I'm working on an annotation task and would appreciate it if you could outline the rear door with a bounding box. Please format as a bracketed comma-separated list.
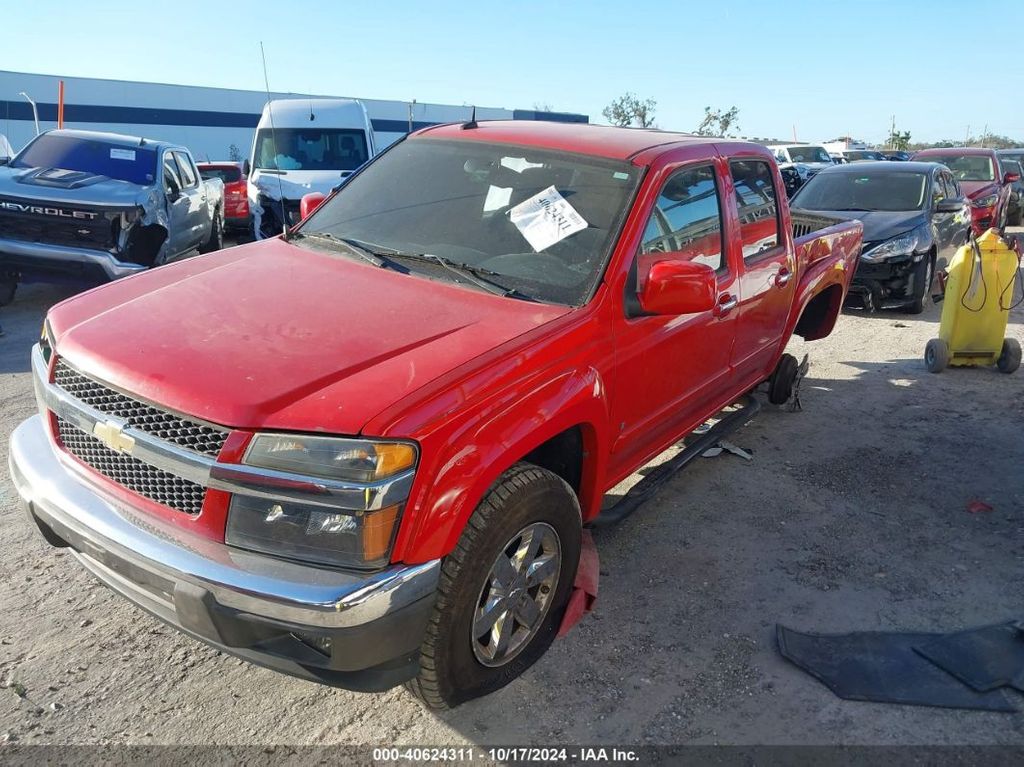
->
[172, 151, 206, 249]
[610, 155, 740, 471]
[726, 156, 795, 382]
[162, 151, 192, 257]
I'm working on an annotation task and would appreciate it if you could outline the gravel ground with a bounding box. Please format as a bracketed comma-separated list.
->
[1, 235, 1023, 749]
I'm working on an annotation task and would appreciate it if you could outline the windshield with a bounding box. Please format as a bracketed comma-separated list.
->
[787, 146, 831, 164]
[793, 171, 928, 211]
[847, 151, 885, 161]
[300, 139, 642, 305]
[926, 154, 995, 182]
[254, 128, 368, 171]
[12, 133, 157, 185]
[198, 166, 242, 183]
[999, 152, 1024, 164]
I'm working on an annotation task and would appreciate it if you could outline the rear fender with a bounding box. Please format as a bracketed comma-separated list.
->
[391, 367, 610, 564]
[788, 223, 862, 341]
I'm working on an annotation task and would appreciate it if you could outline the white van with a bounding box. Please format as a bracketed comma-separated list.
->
[248, 99, 377, 238]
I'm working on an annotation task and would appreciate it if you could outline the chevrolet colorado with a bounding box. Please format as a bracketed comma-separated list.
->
[9, 121, 861, 708]
[0, 130, 224, 305]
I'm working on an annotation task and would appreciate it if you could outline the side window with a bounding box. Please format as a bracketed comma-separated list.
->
[162, 152, 181, 194]
[639, 164, 724, 272]
[943, 173, 960, 199]
[932, 174, 946, 202]
[729, 160, 780, 259]
[174, 152, 197, 188]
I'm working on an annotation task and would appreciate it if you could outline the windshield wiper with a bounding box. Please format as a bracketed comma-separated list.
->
[296, 232, 388, 267]
[384, 251, 531, 299]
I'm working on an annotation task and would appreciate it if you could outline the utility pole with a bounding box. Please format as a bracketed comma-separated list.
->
[980, 124, 988, 148]
[889, 115, 895, 148]
[965, 124, 971, 146]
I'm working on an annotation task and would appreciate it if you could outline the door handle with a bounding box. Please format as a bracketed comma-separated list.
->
[775, 268, 793, 287]
[714, 293, 738, 317]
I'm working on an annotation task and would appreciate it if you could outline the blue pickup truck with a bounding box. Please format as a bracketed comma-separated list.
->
[0, 129, 224, 305]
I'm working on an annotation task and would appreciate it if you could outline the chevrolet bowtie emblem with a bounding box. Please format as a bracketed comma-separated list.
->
[93, 420, 135, 455]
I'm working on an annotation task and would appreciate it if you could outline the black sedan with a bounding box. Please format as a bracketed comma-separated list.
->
[791, 161, 971, 313]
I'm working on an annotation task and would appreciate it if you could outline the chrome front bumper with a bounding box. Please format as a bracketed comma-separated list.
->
[9, 415, 441, 690]
[0, 236, 146, 280]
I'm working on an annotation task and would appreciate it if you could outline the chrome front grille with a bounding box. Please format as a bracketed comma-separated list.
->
[56, 417, 206, 515]
[53, 360, 228, 457]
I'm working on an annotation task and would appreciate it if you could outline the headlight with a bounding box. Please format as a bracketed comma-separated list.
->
[244, 434, 416, 482]
[971, 194, 998, 208]
[226, 497, 401, 569]
[860, 229, 922, 263]
[225, 434, 418, 569]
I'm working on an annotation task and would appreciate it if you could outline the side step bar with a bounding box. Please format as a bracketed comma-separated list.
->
[588, 395, 761, 529]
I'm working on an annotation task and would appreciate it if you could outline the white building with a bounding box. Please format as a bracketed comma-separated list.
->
[0, 70, 587, 159]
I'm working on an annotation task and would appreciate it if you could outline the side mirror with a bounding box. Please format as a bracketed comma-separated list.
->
[935, 197, 965, 213]
[1004, 171, 1021, 184]
[638, 258, 717, 316]
[166, 177, 180, 201]
[242, 159, 251, 177]
[299, 192, 327, 220]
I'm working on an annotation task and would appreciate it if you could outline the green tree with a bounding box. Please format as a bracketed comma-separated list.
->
[602, 93, 657, 128]
[228, 143, 243, 162]
[887, 128, 912, 151]
[694, 106, 740, 138]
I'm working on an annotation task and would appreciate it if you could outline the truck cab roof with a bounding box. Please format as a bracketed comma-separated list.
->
[25, 128, 188, 155]
[413, 120, 757, 163]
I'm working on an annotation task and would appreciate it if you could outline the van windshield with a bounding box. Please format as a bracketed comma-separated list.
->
[12, 133, 157, 185]
[787, 146, 831, 163]
[299, 139, 642, 306]
[254, 128, 369, 172]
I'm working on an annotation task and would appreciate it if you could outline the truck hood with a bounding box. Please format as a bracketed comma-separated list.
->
[0, 164, 150, 207]
[958, 180, 999, 200]
[248, 169, 354, 202]
[48, 238, 570, 435]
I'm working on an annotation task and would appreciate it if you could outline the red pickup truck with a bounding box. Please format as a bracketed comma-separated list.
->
[9, 122, 861, 708]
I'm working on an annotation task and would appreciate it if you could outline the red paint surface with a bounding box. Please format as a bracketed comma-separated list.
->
[45, 124, 861, 564]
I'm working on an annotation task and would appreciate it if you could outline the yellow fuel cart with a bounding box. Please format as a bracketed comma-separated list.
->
[925, 229, 1022, 374]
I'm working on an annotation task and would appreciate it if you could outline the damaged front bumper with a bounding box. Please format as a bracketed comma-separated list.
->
[0, 237, 147, 282]
[9, 416, 441, 691]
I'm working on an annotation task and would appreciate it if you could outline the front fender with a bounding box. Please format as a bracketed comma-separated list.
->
[391, 366, 611, 564]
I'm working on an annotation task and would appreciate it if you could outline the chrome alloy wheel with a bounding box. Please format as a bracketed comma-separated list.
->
[471, 522, 562, 667]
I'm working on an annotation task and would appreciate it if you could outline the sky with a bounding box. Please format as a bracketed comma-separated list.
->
[3, 0, 1022, 145]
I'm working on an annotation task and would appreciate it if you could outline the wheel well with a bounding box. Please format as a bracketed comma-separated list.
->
[795, 284, 843, 341]
[123, 224, 168, 267]
[521, 426, 584, 497]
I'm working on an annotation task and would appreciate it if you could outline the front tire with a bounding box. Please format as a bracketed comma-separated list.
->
[406, 463, 581, 709]
[905, 255, 934, 315]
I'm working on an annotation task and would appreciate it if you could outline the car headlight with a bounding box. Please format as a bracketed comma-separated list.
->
[860, 229, 922, 263]
[225, 435, 417, 569]
[971, 194, 998, 208]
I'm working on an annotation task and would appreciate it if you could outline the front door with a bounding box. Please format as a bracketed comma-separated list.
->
[610, 158, 740, 475]
[162, 152, 192, 259]
[727, 157, 795, 383]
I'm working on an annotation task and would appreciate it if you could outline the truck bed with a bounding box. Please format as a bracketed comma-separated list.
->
[791, 208, 863, 270]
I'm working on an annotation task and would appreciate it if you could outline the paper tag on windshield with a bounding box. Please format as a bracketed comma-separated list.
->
[509, 185, 588, 252]
[110, 148, 136, 161]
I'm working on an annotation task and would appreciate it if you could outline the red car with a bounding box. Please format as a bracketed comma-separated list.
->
[911, 147, 1018, 234]
[11, 122, 861, 707]
[196, 161, 249, 231]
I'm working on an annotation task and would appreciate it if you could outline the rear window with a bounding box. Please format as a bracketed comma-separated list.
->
[923, 154, 995, 182]
[12, 133, 157, 185]
[198, 166, 242, 183]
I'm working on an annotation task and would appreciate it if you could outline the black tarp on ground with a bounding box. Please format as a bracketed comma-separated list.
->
[915, 621, 1024, 693]
[776, 625, 1018, 712]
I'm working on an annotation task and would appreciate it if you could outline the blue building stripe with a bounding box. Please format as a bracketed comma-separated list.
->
[1, 100, 586, 134]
